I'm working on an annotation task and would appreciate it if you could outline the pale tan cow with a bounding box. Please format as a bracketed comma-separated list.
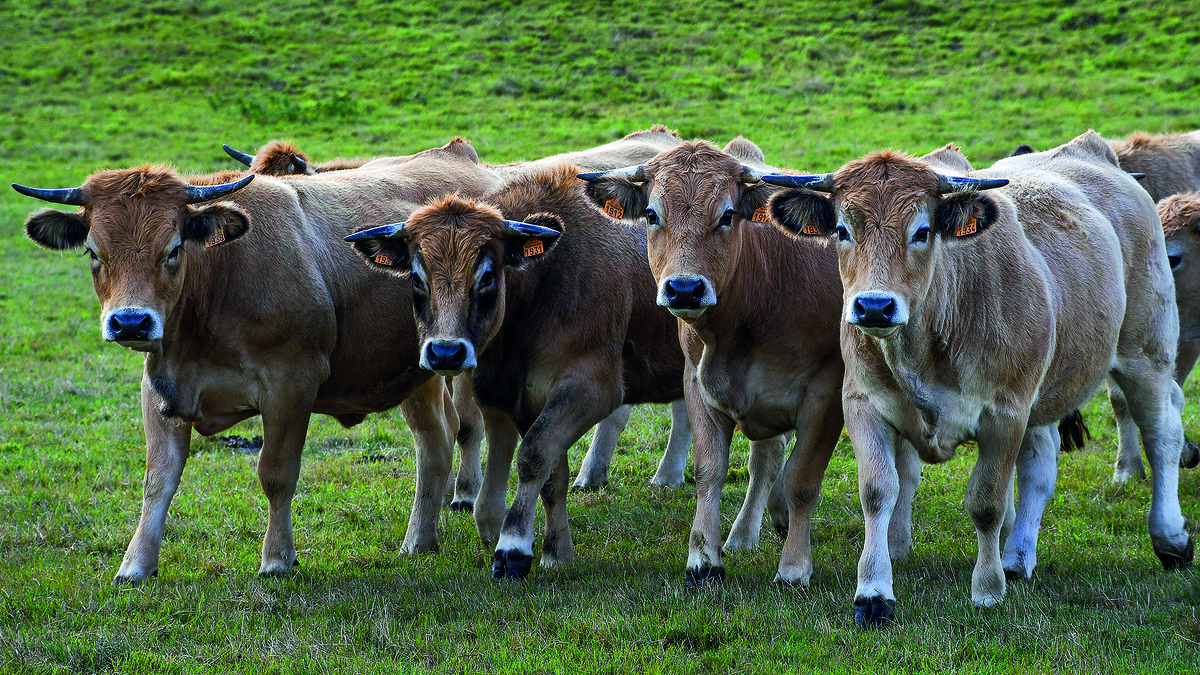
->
[766, 130, 1192, 627]
[13, 139, 499, 582]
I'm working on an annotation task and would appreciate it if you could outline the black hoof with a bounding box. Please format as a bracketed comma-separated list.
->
[570, 481, 607, 493]
[684, 565, 725, 592]
[491, 549, 534, 580]
[1003, 568, 1024, 582]
[853, 596, 896, 629]
[1156, 535, 1195, 571]
[1182, 440, 1200, 469]
[773, 522, 789, 539]
[449, 500, 474, 513]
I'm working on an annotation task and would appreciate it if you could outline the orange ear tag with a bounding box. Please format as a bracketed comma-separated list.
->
[374, 252, 394, 265]
[800, 219, 823, 236]
[750, 205, 771, 223]
[956, 215, 978, 237]
[603, 198, 625, 219]
[205, 228, 226, 247]
[523, 238, 545, 257]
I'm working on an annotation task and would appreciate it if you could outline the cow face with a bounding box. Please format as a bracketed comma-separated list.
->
[579, 142, 775, 320]
[1159, 193, 1200, 340]
[766, 153, 1005, 338]
[17, 168, 252, 351]
[346, 196, 561, 376]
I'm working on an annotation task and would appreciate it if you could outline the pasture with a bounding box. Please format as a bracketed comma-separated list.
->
[2, 0, 1199, 672]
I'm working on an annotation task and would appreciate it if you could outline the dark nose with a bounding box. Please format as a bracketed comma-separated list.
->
[108, 311, 154, 342]
[424, 340, 469, 373]
[852, 295, 897, 328]
[664, 277, 706, 309]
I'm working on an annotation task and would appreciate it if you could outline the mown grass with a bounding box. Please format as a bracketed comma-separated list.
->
[2, 0, 1200, 672]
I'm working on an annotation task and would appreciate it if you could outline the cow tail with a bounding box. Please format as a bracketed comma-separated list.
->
[1058, 409, 1091, 453]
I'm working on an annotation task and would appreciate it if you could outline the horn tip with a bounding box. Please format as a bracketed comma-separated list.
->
[575, 172, 603, 182]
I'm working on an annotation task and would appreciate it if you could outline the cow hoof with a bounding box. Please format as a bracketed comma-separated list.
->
[449, 500, 474, 513]
[1183, 440, 1200, 470]
[258, 557, 298, 578]
[684, 564, 725, 592]
[1155, 535, 1195, 571]
[491, 549, 533, 580]
[853, 596, 895, 629]
[772, 565, 812, 588]
[113, 568, 157, 585]
[570, 480, 607, 493]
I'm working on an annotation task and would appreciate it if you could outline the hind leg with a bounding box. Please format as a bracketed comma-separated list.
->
[449, 375, 483, 512]
[724, 433, 786, 552]
[651, 399, 692, 488]
[1109, 381, 1146, 482]
[888, 439, 921, 560]
[1001, 424, 1059, 580]
[573, 405, 631, 491]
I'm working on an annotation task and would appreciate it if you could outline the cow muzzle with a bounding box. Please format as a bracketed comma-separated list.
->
[102, 308, 164, 351]
[848, 291, 907, 338]
[421, 338, 477, 376]
[659, 274, 717, 319]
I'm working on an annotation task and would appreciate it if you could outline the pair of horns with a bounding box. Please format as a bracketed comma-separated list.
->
[222, 144, 309, 174]
[11, 174, 255, 206]
[758, 172, 1009, 193]
[577, 165, 767, 184]
[345, 219, 561, 243]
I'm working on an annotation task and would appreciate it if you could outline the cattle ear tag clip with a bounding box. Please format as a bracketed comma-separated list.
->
[603, 198, 624, 219]
[801, 219, 823, 236]
[374, 251, 394, 265]
[523, 238, 544, 257]
[205, 228, 226, 248]
[750, 205, 771, 223]
[956, 215, 978, 237]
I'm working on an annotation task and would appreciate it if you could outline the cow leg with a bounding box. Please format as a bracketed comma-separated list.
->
[450, 375, 484, 512]
[492, 377, 614, 579]
[397, 376, 456, 555]
[539, 447, 574, 567]
[775, 378, 842, 587]
[475, 409, 519, 547]
[846, 388, 901, 628]
[1001, 424, 1059, 580]
[573, 405, 631, 491]
[888, 439, 921, 561]
[651, 399, 693, 488]
[115, 377, 192, 584]
[967, 412, 1024, 608]
[257, 391, 319, 577]
[723, 434, 786, 552]
[1109, 381, 1145, 482]
[1109, 368, 1193, 569]
[1169, 343, 1200, 469]
[684, 371, 736, 589]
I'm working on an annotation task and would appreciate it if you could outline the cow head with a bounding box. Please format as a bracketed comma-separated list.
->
[224, 140, 315, 175]
[14, 168, 253, 351]
[1160, 193, 1200, 340]
[577, 140, 776, 321]
[345, 195, 561, 376]
[763, 152, 1007, 338]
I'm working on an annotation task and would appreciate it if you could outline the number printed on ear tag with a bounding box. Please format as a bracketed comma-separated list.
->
[603, 199, 624, 219]
[523, 238, 544, 257]
[956, 215, 978, 237]
[751, 205, 771, 223]
[801, 220, 822, 235]
[205, 228, 226, 247]
[374, 252, 393, 265]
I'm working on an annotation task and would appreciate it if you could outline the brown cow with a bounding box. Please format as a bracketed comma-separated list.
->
[13, 139, 499, 582]
[578, 137, 846, 588]
[766, 130, 1192, 627]
[345, 167, 688, 578]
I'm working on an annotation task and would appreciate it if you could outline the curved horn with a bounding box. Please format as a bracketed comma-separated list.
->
[344, 222, 408, 242]
[12, 183, 86, 205]
[503, 220, 561, 239]
[935, 174, 1009, 194]
[185, 174, 254, 204]
[288, 153, 309, 175]
[576, 165, 646, 183]
[222, 144, 255, 167]
[1128, 172, 1147, 181]
[758, 173, 836, 192]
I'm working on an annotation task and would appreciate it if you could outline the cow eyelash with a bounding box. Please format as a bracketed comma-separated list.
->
[84, 248, 100, 263]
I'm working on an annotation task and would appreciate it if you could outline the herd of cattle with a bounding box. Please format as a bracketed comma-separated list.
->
[13, 125, 1200, 628]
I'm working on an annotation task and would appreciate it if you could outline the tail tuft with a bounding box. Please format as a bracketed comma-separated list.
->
[1058, 409, 1091, 453]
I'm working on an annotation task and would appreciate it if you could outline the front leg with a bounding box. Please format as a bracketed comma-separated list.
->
[968, 410, 1026, 607]
[115, 375, 193, 584]
[723, 433, 785, 552]
[684, 369, 735, 589]
[256, 388, 318, 577]
[449, 374, 484, 512]
[398, 375, 456, 554]
[474, 409, 519, 547]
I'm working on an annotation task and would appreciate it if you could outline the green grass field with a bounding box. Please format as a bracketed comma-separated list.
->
[2, 0, 1200, 672]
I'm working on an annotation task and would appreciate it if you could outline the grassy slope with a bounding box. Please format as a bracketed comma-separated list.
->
[2, 0, 1199, 672]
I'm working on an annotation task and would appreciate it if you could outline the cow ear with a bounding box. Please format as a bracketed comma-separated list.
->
[736, 182, 779, 225]
[504, 213, 563, 268]
[183, 202, 251, 248]
[769, 189, 835, 237]
[348, 233, 412, 276]
[934, 193, 999, 239]
[581, 176, 648, 223]
[25, 208, 88, 250]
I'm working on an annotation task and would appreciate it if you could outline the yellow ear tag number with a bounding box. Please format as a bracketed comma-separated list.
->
[800, 220, 822, 235]
[523, 238, 544, 257]
[956, 215, 978, 237]
[751, 205, 771, 223]
[374, 252, 394, 265]
[603, 199, 624, 219]
[205, 228, 226, 248]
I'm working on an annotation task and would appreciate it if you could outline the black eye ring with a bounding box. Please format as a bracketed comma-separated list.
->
[716, 209, 734, 229]
[836, 225, 852, 242]
[645, 208, 659, 226]
[911, 226, 930, 244]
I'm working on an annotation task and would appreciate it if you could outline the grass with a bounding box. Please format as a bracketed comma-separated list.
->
[2, 0, 1200, 672]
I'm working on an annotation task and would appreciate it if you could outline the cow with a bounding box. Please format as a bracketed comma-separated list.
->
[764, 130, 1193, 628]
[345, 166, 701, 579]
[225, 130, 696, 492]
[12, 138, 500, 582]
[577, 137, 847, 588]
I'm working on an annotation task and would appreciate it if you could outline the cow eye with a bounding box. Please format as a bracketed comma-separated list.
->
[165, 245, 183, 263]
[716, 210, 734, 230]
[478, 269, 495, 290]
[410, 271, 427, 292]
[910, 225, 930, 244]
[84, 248, 100, 264]
[1169, 253, 1183, 270]
[644, 208, 659, 227]
[835, 224, 852, 242]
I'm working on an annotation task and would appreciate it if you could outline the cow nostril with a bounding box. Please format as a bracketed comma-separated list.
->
[138, 315, 153, 331]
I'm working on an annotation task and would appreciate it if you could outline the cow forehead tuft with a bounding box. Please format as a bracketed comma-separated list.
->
[836, 152, 939, 198]
[648, 140, 741, 178]
[1159, 193, 1200, 238]
[83, 166, 190, 203]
